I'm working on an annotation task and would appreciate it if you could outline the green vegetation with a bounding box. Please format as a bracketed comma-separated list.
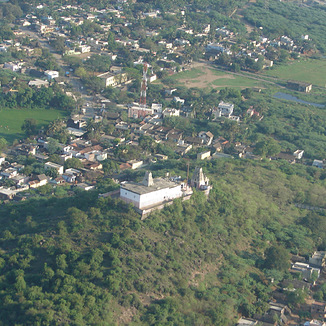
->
[265, 59, 326, 87]
[0, 108, 68, 143]
[211, 75, 261, 88]
[168, 68, 205, 81]
[244, 1, 326, 52]
[0, 159, 325, 325]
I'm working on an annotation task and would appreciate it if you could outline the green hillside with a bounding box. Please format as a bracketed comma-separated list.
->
[0, 159, 325, 325]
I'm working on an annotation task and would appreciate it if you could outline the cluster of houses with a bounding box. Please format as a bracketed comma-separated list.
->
[206, 30, 312, 70]
[237, 252, 326, 326]
[0, 139, 110, 201]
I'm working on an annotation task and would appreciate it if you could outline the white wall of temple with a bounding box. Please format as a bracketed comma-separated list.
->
[120, 185, 183, 209]
[139, 185, 182, 209]
[120, 188, 141, 208]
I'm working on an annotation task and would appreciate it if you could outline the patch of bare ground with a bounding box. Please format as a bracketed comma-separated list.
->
[137, 292, 166, 306]
[236, 0, 257, 33]
[117, 306, 138, 325]
[179, 63, 235, 89]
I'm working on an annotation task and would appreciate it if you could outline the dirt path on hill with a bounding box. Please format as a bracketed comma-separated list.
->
[235, 0, 257, 33]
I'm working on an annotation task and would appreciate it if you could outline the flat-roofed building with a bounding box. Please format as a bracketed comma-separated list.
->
[44, 162, 64, 175]
[120, 171, 184, 210]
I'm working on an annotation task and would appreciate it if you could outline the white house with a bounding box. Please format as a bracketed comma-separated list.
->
[197, 151, 211, 160]
[44, 70, 59, 80]
[44, 162, 64, 175]
[97, 71, 128, 88]
[213, 101, 234, 119]
[163, 108, 180, 118]
[151, 103, 163, 114]
[78, 45, 91, 53]
[4, 62, 24, 72]
[120, 171, 183, 210]
[29, 174, 48, 188]
[127, 160, 143, 170]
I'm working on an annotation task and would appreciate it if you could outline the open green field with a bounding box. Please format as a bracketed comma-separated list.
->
[264, 59, 326, 87]
[166, 64, 263, 89]
[0, 108, 68, 143]
[167, 68, 205, 81]
[210, 72, 261, 88]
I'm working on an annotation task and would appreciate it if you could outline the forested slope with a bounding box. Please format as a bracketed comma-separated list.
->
[0, 159, 326, 325]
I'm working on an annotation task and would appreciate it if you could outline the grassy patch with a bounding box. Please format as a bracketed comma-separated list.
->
[0, 108, 68, 143]
[210, 76, 261, 88]
[264, 59, 326, 87]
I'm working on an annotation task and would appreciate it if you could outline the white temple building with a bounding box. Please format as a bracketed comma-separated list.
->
[120, 172, 185, 210]
[119, 168, 210, 217]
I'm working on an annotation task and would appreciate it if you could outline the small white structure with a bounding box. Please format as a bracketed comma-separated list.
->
[214, 101, 234, 118]
[4, 62, 24, 72]
[291, 262, 320, 280]
[97, 71, 128, 88]
[44, 70, 59, 80]
[0, 187, 16, 200]
[293, 150, 304, 160]
[127, 160, 143, 170]
[120, 171, 183, 210]
[28, 79, 49, 88]
[173, 96, 185, 105]
[29, 174, 48, 188]
[237, 317, 258, 326]
[44, 162, 64, 175]
[1, 168, 18, 179]
[203, 24, 211, 34]
[312, 160, 324, 169]
[163, 108, 180, 118]
[128, 103, 153, 119]
[151, 103, 163, 114]
[197, 151, 211, 160]
[76, 183, 94, 191]
[148, 73, 157, 83]
[78, 45, 91, 53]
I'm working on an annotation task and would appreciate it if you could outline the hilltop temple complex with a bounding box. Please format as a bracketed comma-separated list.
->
[120, 168, 210, 218]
